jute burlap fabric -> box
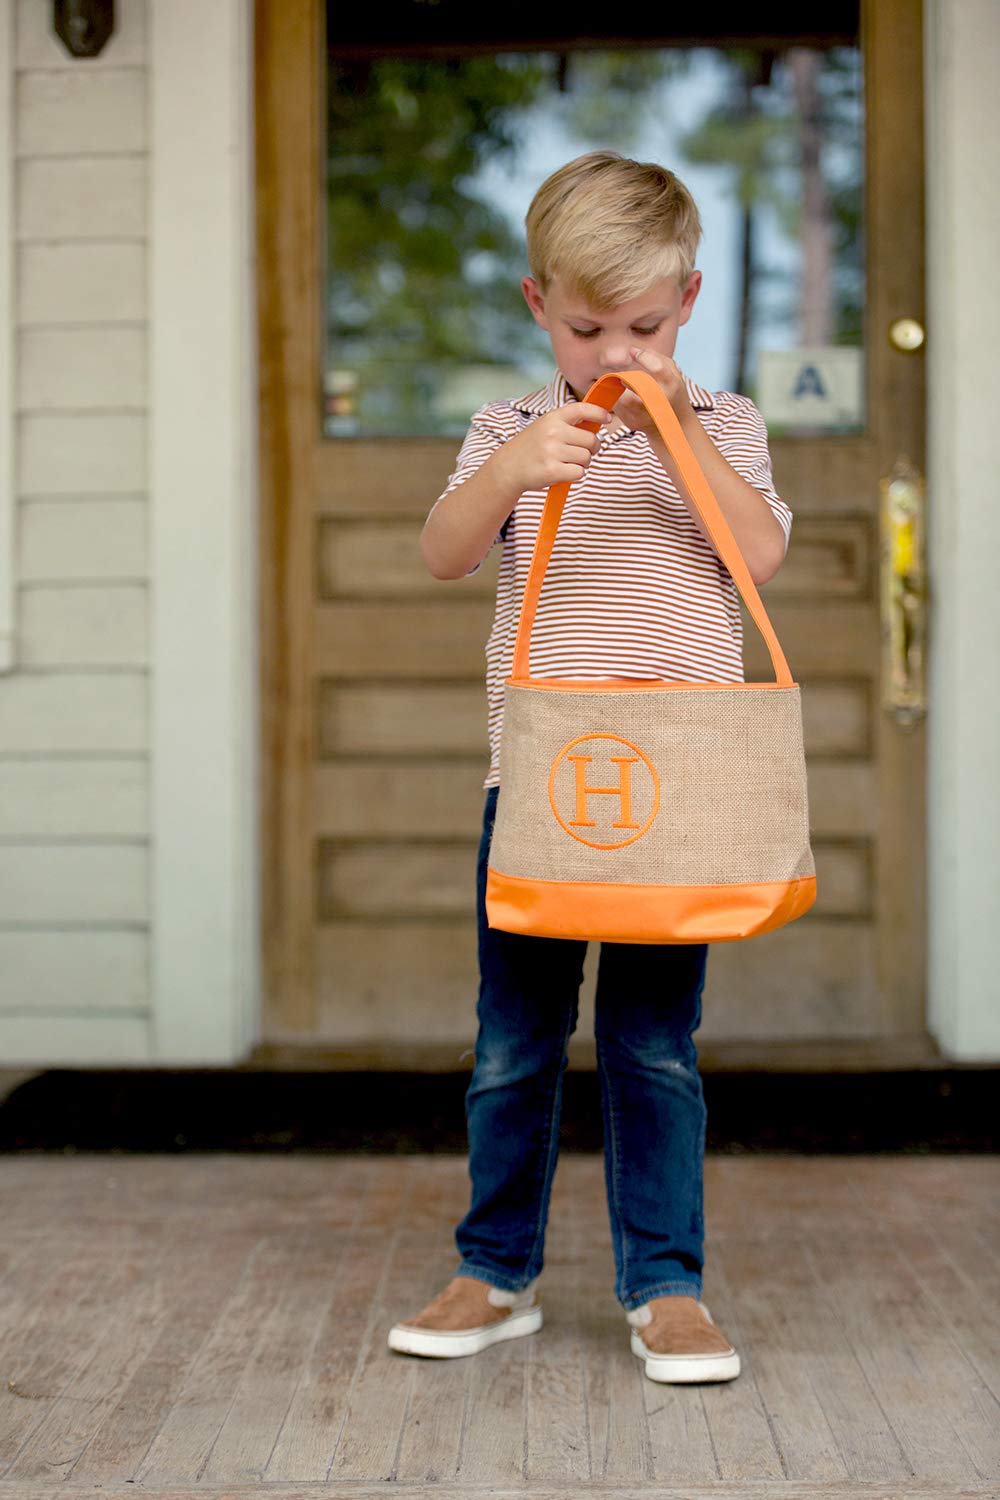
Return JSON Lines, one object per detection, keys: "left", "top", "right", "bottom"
{"left": 489, "top": 682, "right": 814, "bottom": 887}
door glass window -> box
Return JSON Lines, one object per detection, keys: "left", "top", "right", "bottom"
{"left": 324, "top": 14, "right": 864, "bottom": 437}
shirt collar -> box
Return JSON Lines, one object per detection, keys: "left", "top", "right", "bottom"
{"left": 512, "top": 368, "right": 716, "bottom": 420}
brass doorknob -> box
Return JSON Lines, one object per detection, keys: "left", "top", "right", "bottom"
{"left": 889, "top": 317, "right": 925, "bottom": 351}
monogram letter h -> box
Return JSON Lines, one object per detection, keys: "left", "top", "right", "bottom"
{"left": 567, "top": 754, "right": 640, "bottom": 829}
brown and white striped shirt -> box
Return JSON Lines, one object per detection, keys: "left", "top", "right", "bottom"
{"left": 429, "top": 368, "right": 793, "bottom": 790}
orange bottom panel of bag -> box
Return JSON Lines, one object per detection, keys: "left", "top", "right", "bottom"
{"left": 485, "top": 867, "right": 817, "bottom": 945}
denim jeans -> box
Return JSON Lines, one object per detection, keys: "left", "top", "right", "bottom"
{"left": 454, "top": 784, "right": 709, "bottom": 1311}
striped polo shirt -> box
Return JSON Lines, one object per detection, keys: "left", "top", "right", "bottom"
{"left": 429, "top": 368, "right": 793, "bottom": 791}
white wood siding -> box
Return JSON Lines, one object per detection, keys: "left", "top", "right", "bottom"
{"left": 0, "top": 0, "right": 151, "bottom": 1058}
{"left": 925, "top": 0, "right": 1000, "bottom": 1060}
{"left": 0, "top": 0, "right": 992, "bottom": 1065}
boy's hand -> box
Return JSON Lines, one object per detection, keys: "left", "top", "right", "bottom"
{"left": 613, "top": 348, "right": 692, "bottom": 434}
{"left": 495, "top": 402, "right": 614, "bottom": 493}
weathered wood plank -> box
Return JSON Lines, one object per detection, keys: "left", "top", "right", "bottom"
{"left": 563, "top": 1192, "right": 661, "bottom": 1484}
{"left": 66, "top": 1229, "right": 264, "bottom": 1483}
{"left": 374, "top": 1236, "right": 467, "bottom": 1485}
{"left": 0, "top": 1480, "right": 995, "bottom": 1498}
{"left": 693, "top": 1256, "right": 787, "bottom": 1483}
{"left": 453, "top": 1319, "right": 530, "bottom": 1485}
{"left": 264, "top": 1167, "right": 412, "bottom": 1481}
{"left": 714, "top": 1236, "right": 889, "bottom": 1481}
{"left": 524, "top": 1276, "right": 591, "bottom": 1485}
{"left": 199, "top": 1230, "right": 354, "bottom": 1484}
{"left": 803, "top": 1232, "right": 991, "bottom": 1480}
{"left": 890, "top": 1224, "right": 1000, "bottom": 1404}
{"left": 134, "top": 1230, "right": 318, "bottom": 1485}
{"left": 324, "top": 1169, "right": 420, "bottom": 1481}
{"left": 0, "top": 1156, "right": 994, "bottom": 1496}
{"left": 8, "top": 1225, "right": 192, "bottom": 1482}
{"left": 0, "top": 1239, "right": 156, "bottom": 1474}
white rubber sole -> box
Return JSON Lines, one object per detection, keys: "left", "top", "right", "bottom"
{"left": 387, "top": 1303, "right": 543, "bottom": 1358}
{"left": 630, "top": 1328, "right": 741, "bottom": 1383}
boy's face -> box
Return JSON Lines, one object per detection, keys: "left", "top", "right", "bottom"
{"left": 521, "top": 271, "right": 702, "bottom": 402}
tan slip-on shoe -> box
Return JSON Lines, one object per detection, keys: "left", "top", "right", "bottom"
{"left": 627, "top": 1294, "right": 741, "bottom": 1383}
{"left": 387, "top": 1273, "right": 542, "bottom": 1358}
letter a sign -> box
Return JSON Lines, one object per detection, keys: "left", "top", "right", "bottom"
{"left": 757, "top": 346, "right": 863, "bottom": 431}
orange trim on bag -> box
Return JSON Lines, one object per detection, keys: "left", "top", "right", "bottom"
{"left": 485, "top": 867, "right": 817, "bottom": 944}
{"left": 507, "top": 677, "right": 799, "bottom": 692}
{"left": 511, "top": 368, "right": 794, "bottom": 687}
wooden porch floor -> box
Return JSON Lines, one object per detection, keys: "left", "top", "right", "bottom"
{"left": 0, "top": 1153, "right": 997, "bottom": 1500}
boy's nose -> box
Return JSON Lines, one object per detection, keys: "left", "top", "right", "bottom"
{"left": 598, "top": 344, "right": 632, "bottom": 369}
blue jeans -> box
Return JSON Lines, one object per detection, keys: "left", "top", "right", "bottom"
{"left": 454, "top": 785, "right": 708, "bottom": 1311}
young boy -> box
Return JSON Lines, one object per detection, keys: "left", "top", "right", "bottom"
{"left": 387, "top": 151, "right": 792, "bottom": 1384}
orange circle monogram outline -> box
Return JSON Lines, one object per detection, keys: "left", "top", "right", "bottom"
{"left": 548, "top": 733, "right": 660, "bottom": 850}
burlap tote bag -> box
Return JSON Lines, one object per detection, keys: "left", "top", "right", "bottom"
{"left": 485, "top": 368, "right": 817, "bottom": 945}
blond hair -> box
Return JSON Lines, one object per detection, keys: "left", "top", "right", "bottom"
{"left": 525, "top": 150, "right": 702, "bottom": 309}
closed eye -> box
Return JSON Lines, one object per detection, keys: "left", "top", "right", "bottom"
{"left": 570, "top": 324, "right": 662, "bottom": 340}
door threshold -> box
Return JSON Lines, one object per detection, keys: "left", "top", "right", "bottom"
{"left": 244, "top": 1035, "right": 949, "bottom": 1073}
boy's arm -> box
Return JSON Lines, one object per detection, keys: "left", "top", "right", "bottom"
{"left": 620, "top": 349, "right": 790, "bottom": 587}
{"left": 421, "top": 401, "right": 612, "bottom": 581}
{"left": 656, "top": 406, "right": 788, "bottom": 587}
{"left": 421, "top": 438, "right": 524, "bottom": 581}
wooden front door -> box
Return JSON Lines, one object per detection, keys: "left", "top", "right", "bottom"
{"left": 255, "top": 0, "right": 930, "bottom": 1067}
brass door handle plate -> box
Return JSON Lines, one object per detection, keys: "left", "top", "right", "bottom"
{"left": 879, "top": 455, "right": 927, "bottom": 729}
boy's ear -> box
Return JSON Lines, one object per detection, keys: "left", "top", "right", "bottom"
{"left": 677, "top": 270, "right": 702, "bottom": 328}
{"left": 522, "top": 276, "right": 550, "bottom": 330}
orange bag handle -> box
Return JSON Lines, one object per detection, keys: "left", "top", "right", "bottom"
{"left": 510, "top": 368, "right": 793, "bottom": 687}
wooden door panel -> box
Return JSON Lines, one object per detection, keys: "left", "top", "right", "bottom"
{"left": 314, "top": 443, "right": 453, "bottom": 514}
{"left": 766, "top": 519, "right": 873, "bottom": 600}
{"left": 318, "top": 837, "right": 872, "bottom": 922}
{"left": 318, "top": 679, "right": 874, "bottom": 759}
{"left": 801, "top": 680, "right": 872, "bottom": 756}
{"left": 308, "top": 917, "right": 883, "bottom": 1047}
{"left": 315, "top": 765, "right": 485, "bottom": 837}
{"left": 315, "top": 602, "right": 496, "bottom": 675}
{"left": 319, "top": 679, "right": 876, "bottom": 762}
{"left": 313, "top": 762, "right": 876, "bottom": 840}
{"left": 319, "top": 843, "right": 474, "bottom": 920}
{"left": 317, "top": 514, "right": 874, "bottom": 601}
{"left": 315, "top": 600, "right": 882, "bottom": 677}
{"left": 310, "top": 430, "right": 880, "bottom": 516}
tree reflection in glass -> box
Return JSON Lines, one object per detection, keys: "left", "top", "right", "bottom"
{"left": 324, "top": 45, "right": 862, "bottom": 437}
